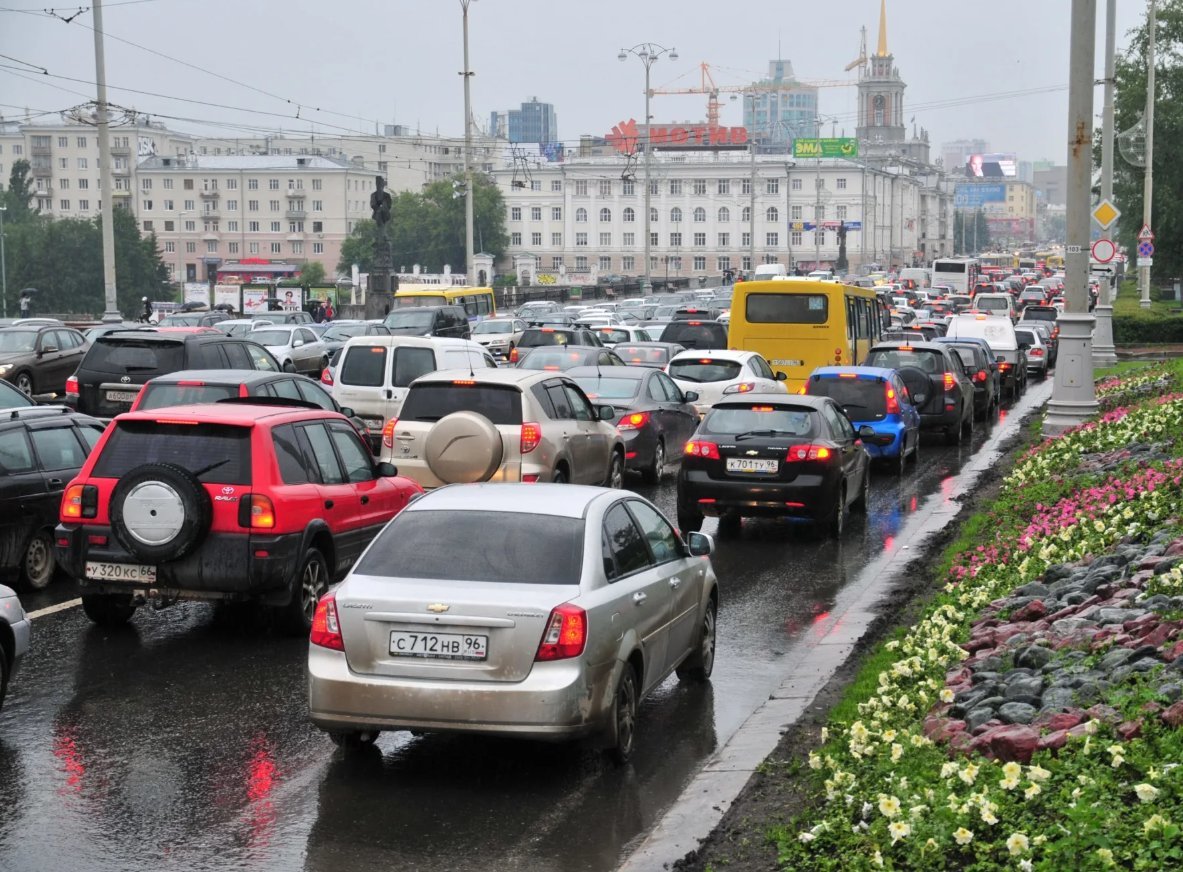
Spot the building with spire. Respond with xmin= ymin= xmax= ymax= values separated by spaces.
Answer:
xmin=855 ymin=0 xmax=930 ymax=164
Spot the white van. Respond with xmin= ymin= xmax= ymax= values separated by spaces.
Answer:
xmin=970 ymin=293 xmax=1017 ymax=323
xmin=331 ymin=336 xmax=497 ymax=440
xmin=945 ymin=312 xmax=1028 ymax=400
xmin=753 ymin=263 xmax=788 ymax=280
xmin=898 ymin=267 xmax=931 ymax=288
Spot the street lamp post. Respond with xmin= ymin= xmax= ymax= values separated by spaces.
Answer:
xmin=176 ymin=210 xmax=193 ymax=294
xmin=619 ymin=42 xmax=677 ymax=294
xmin=0 ymin=205 xmax=7 ymax=318
xmin=1093 ymin=0 xmax=1118 ymax=365
xmin=460 ymin=0 xmax=477 ymax=289
xmin=1139 ymin=0 xmax=1157 ymax=309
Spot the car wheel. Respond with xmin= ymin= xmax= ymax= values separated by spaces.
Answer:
xmin=910 ymin=434 xmax=920 ymax=465
xmin=605 ymin=452 xmax=624 ymax=489
xmin=109 ymin=462 xmax=212 ymax=563
xmin=640 ymin=439 xmax=665 ymax=485
xmin=81 ymin=593 xmax=136 ymax=627
xmin=851 ymin=468 xmax=870 ymax=514
xmin=22 ymin=529 xmax=56 ymax=590
xmin=717 ymin=510 xmax=742 ymax=538
xmin=824 ymin=484 xmax=846 ymax=539
xmin=282 ymin=359 xmax=296 ymax=373
xmin=552 ymin=467 xmax=568 ymax=484
xmin=676 ymin=598 xmax=717 ymax=683
xmin=605 ymin=663 xmax=639 ymax=765
xmin=677 ymin=503 xmax=704 ymax=533
xmin=945 ymin=418 xmax=962 ymax=445
xmin=14 ymin=372 xmax=33 ymax=395
xmin=896 ymin=439 xmax=908 ymax=476
xmin=961 ymin=403 xmax=974 ymax=437
xmin=0 ymin=644 xmax=8 ymax=713
xmin=328 ymin=730 xmax=381 ymax=749
xmin=278 ymin=548 xmax=329 ymax=636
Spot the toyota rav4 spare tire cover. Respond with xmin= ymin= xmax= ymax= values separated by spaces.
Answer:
xmin=110 ymin=462 xmax=213 ymax=563
xmin=896 ymin=366 xmax=931 ymax=406
xmin=424 ymin=411 xmax=504 ymax=484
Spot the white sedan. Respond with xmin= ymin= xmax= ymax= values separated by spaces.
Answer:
xmin=666 ymin=349 xmax=788 ymax=415
xmin=471 ymin=317 xmax=529 ymax=360
xmin=250 ymin=325 xmax=329 ymax=375
xmin=588 ymin=325 xmax=656 ymax=347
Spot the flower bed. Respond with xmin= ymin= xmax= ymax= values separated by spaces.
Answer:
xmin=774 ymin=362 xmax=1183 ymax=871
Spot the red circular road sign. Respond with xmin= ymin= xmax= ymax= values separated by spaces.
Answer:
xmin=1092 ymin=238 xmax=1117 ymax=263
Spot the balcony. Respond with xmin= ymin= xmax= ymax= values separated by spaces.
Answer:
xmin=201 ymin=208 xmax=220 ymax=219
xmin=111 ymin=165 xmax=131 ymax=176
xmin=31 ymin=144 xmax=51 ymax=157
xmin=286 ymin=189 xmax=304 ymax=198
xmin=30 ymin=162 xmax=52 ymax=178
xmin=111 ymin=145 xmax=131 ymax=157
xmin=200 ymin=189 xmax=220 ymax=199
xmin=112 ymin=188 xmax=132 ymax=197
xmin=285 ymin=209 xmax=307 ymax=220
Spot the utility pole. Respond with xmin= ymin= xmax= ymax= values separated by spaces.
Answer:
xmin=460 ymin=0 xmax=476 ymax=289
xmin=1139 ymin=0 xmax=1157 ymax=309
xmin=749 ymin=136 xmax=756 ymax=273
xmin=1093 ymin=0 xmax=1118 ymax=365
xmin=0 ymin=206 xmax=7 ymax=318
xmin=93 ymin=0 xmax=121 ymax=322
xmin=1045 ymin=0 xmax=1099 ymax=435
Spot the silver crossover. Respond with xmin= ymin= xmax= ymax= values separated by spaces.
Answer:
xmin=0 ymin=583 xmax=31 ymax=714
xmin=307 ymin=483 xmax=719 ymax=762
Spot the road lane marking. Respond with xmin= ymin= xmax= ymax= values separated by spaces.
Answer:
xmin=26 ymin=598 xmax=82 ymax=620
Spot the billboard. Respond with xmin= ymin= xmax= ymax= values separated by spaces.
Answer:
xmin=792 ymin=138 xmax=859 ymax=159
xmin=954 ymin=183 xmax=1006 ymax=208
xmin=965 ymin=153 xmax=1017 ymax=178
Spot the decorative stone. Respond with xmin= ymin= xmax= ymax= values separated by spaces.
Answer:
xmin=1097 ymin=608 xmax=1147 ymax=626
xmin=985 ymin=724 xmax=1041 ymax=763
xmin=1117 ymin=719 xmax=1145 ymax=740
xmin=1099 ymin=648 xmax=1135 ymax=671
xmin=998 ymin=702 xmax=1037 ymax=724
xmin=1041 ymin=687 xmax=1078 ymax=711
xmin=1012 ymin=600 xmax=1048 ymax=623
xmin=1014 ymin=645 xmax=1055 ymax=670
xmin=1005 ymin=675 xmax=1045 ymax=701
xmin=1036 ymin=730 xmax=1068 ymax=753
xmin=1161 ymin=701 xmax=1183 ymax=728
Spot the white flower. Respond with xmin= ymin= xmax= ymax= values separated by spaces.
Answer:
xmin=888 ymin=820 xmax=911 ymax=843
xmin=1006 ymin=832 xmax=1030 ymax=855
xmin=1027 ymin=764 xmax=1051 ymax=782
xmin=1135 ymin=783 xmax=1160 ymax=803
xmin=940 ymin=688 xmax=955 ymax=703
xmin=797 ymin=831 xmax=815 ymax=843
xmin=1024 ymin=783 xmax=1042 ymax=800
xmin=1002 ymin=761 xmax=1022 ymax=780
xmin=890 ymin=743 xmax=903 ymax=763
xmin=1019 ymin=860 xmax=1033 ymax=872
xmin=878 ymin=795 xmax=901 ymax=818
xmin=953 ymin=827 xmax=974 ymax=845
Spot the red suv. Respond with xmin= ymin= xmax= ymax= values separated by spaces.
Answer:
xmin=55 ymin=403 xmax=422 ymax=632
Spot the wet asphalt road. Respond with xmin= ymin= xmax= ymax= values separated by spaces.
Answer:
xmin=0 ymin=402 xmax=1021 ymax=872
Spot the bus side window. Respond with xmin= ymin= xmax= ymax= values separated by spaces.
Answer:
xmin=846 ymin=298 xmax=857 ymax=341
xmin=476 ymin=296 xmax=491 ymax=316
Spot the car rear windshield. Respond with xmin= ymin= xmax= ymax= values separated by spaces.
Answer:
xmin=137 ymin=383 xmax=238 ymax=410
xmin=808 ymin=377 xmax=888 ymax=418
xmin=668 ymin=358 xmax=743 ymax=383
xmin=93 ymin=421 xmax=251 ymax=484
xmin=616 ymin=344 xmax=670 ymax=366
xmin=947 ymin=346 xmax=979 ymax=370
xmin=400 ymin=383 xmax=523 ymax=425
xmin=520 ymin=330 xmax=571 ymax=347
xmin=339 ymin=345 xmax=437 ymax=388
xmin=865 ymin=348 xmax=946 ymax=373
xmin=519 ymin=349 xmax=587 ymax=371
xmin=598 ymin=329 xmax=630 ymax=344
xmin=384 ymin=310 xmax=435 ymax=330
xmin=1023 ymin=308 xmax=1056 ymax=321
xmin=1015 ymin=330 xmax=1037 ymax=346
xmin=976 ymin=297 xmax=1009 ymax=311
xmin=571 ymin=375 xmax=642 ymax=400
xmin=87 ymin=339 xmax=185 ymax=375
xmin=744 ymin=293 xmax=828 ymax=324
xmin=356 ymin=510 xmax=583 ymax=585
xmin=702 ymin=404 xmax=818 ymax=437
xmin=659 ymin=322 xmax=727 ymax=348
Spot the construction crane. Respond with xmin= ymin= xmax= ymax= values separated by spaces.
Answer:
xmin=845 ymin=26 xmax=869 ymax=74
xmin=649 ymin=62 xmax=856 ymax=127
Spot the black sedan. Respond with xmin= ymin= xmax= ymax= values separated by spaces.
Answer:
xmin=675 ymin=393 xmax=871 ymax=538
xmin=514 ymin=346 xmax=625 ymax=372
xmin=863 ymin=342 xmax=975 ymax=446
xmin=567 ymin=365 xmax=700 ymax=483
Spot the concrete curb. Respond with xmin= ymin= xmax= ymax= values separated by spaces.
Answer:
xmin=616 ymin=381 xmax=1055 ymax=872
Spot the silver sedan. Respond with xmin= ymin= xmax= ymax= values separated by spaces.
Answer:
xmin=0 ymin=584 xmax=31 ymax=714
xmin=308 ymin=483 xmax=719 ymax=762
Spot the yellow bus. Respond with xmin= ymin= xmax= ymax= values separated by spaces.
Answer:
xmin=728 ymin=279 xmax=884 ymax=391
xmin=391 ymin=286 xmax=498 ymax=322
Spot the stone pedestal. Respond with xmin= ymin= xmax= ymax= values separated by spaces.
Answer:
xmin=1091 ymin=301 xmax=1118 ymax=367
xmin=1044 ymin=312 xmax=1100 ymax=436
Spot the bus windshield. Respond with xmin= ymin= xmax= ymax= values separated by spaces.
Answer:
xmin=744 ymin=293 xmax=829 ymax=324
xmin=393 ymin=295 xmax=446 ymax=308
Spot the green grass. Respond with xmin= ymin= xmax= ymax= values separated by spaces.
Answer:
xmin=1113 ymin=280 xmax=1183 ymax=319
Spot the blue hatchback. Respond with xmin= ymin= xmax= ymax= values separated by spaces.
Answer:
xmin=804 ymin=366 xmax=921 ymax=471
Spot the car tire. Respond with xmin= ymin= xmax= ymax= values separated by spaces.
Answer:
xmin=552 ymin=467 xmax=568 ymax=484
xmin=677 ymin=503 xmax=704 ymax=533
xmin=0 ymin=642 xmax=8 ymax=713
xmin=676 ymin=598 xmax=717 ymax=683
xmin=81 ymin=593 xmax=136 ymax=626
xmin=961 ymin=403 xmax=974 ymax=437
xmin=278 ymin=548 xmax=329 ymax=636
xmin=605 ymin=451 xmax=624 ymax=489
xmin=896 ymin=439 xmax=908 ymax=476
xmin=14 ymin=371 xmax=33 ymax=395
xmin=851 ymin=468 xmax=870 ymax=514
xmin=22 ymin=529 xmax=56 ymax=590
xmin=640 ymin=439 xmax=665 ymax=485
xmin=945 ymin=418 xmax=962 ymax=446
xmin=109 ymin=462 xmax=212 ymax=563
xmin=605 ymin=663 xmax=639 ymax=765
xmin=824 ymin=484 xmax=846 ymax=539
xmin=328 ymin=730 xmax=381 ymax=749
xmin=282 ymin=359 xmax=296 ymax=373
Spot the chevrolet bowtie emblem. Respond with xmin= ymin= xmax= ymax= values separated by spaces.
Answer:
xmin=426 ymin=603 xmax=450 ymax=613
xmin=746 ymin=449 xmax=759 ymax=456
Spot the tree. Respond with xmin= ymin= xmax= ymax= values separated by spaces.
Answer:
xmin=337 ymin=218 xmax=378 ymax=275
xmin=952 ymin=210 xmax=991 ymax=254
xmin=298 ymin=260 xmax=327 ymax=285
xmin=0 ymin=160 xmax=36 ymax=222
xmin=1111 ymin=3 xmax=1183 ymax=278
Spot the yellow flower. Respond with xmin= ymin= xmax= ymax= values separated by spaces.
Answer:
xmin=1002 ymin=761 xmax=1022 ymax=780
xmin=1144 ymin=814 xmax=1169 ymax=834
xmin=1006 ymin=832 xmax=1030 ymax=856
xmin=981 ymin=808 xmax=999 ymax=825
xmin=1135 ymin=783 xmax=1160 ymax=803
xmin=872 ymin=850 xmax=884 ymax=868
xmin=888 ymin=820 xmax=911 ymax=844
xmin=797 ymin=831 xmax=816 ymax=843
xmin=882 ymin=729 xmax=897 ymax=743
xmin=959 ymin=763 xmax=979 ymax=785
xmin=1112 ymin=755 xmax=1126 ymax=769
xmin=953 ymin=827 xmax=974 ymax=846
xmin=999 ymin=777 xmax=1020 ymax=791
xmin=879 ymin=795 xmax=901 ymax=818
xmin=1027 ymin=765 xmax=1051 ymax=782
xmin=808 ymin=752 xmax=822 ymax=771
xmin=941 ymin=762 xmax=959 ymax=779
xmin=1096 ymin=848 xmax=1116 ymax=866
xmin=891 ymin=743 xmax=903 ymax=763
xmin=1024 ymin=783 xmax=1042 ymax=800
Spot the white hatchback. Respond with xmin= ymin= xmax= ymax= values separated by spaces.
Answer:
xmin=666 ymin=349 xmax=788 ymax=416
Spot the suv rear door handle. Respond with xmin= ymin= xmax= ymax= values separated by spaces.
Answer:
xmin=324 ymin=500 xmax=334 ymax=509
xmin=633 ymin=592 xmax=647 ymax=605
xmin=47 ymin=477 xmax=63 ymax=488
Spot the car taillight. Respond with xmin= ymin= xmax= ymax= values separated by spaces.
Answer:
xmin=381 ymin=418 xmax=398 ymax=449
xmin=535 ymin=604 xmax=587 ymax=661
xmin=999 ymin=362 xmax=1012 ymax=371
xmin=974 ymin=369 xmax=988 ymax=383
xmin=320 ymin=367 xmax=333 ymax=385
xmin=885 ymin=385 xmax=900 ymax=414
xmin=509 ymin=347 xmax=520 ymax=363
xmin=617 ymin=411 xmax=650 ymax=431
xmin=722 ymin=382 xmax=755 ymax=395
xmin=310 ymin=594 xmax=345 ymax=651
xmin=684 ymin=440 xmax=721 ymax=460
xmin=238 ymin=494 xmax=275 ymax=529
xmin=943 ymin=372 xmax=956 ymax=391
xmin=61 ymin=483 xmax=98 ymax=520
xmin=66 ymin=375 xmax=79 ymax=396
xmin=787 ymin=444 xmax=832 ymax=461
xmin=520 ymin=422 xmax=541 ymax=454
xmin=1030 ymin=348 xmax=1044 ymax=357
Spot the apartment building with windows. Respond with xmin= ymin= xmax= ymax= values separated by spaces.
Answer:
xmin=135 ymin=155 xmax=373 ymax=282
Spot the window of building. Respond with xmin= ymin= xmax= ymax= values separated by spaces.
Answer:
xmin=837 ymin=205 xmax=848 ymax=220
xmin=620 ymin=206 xmax=634 ymax=223
xmin=814 ymin=230 xmax=825 ymax=246
xmin=575 ymin=256 xmax=588 ymax=270
xmin=622 ymin=180 xmax=635 ymax=196
xmin=186 ymin=241 xmax=197 ymax=253
xmin=599 ymin=232 xmax=611 ymax=246
xmin=741 ymin=206 xmax=751 ymax=223
xmin=552 ymin=207 xmax=562 ymax=220
xmin=143 ymin=220 xmax=154 ymax=231
xmin=57 ymin=136 xmax=67 ymax=148
xmin=288 ymin=221 xmax=303 ymax=233
xmin=693 ymin=207 xmax=706 ymax=223
xmin=791 ymin=178 xmax=802 ymax=190
xmin=183 ymin=199 xmax=195 ymax=210
xmin=291 ymin=241 xmax=303 ymax=254
xmin=205 ymin=240 xmax=217 ymax=254
xmin=717 ymin=179 xmax=730 ymax=195
xmin=575 ymin=180 xmax=588 ymax=196
xmin=530 ymin=207 xmax=542 ymax=221
xmin=623 ymin=232 xmax=635 ymax=246
xmin=791 ymin=230 xmax=803 ymax=246
xmin=575 ymin=207 xmax=587 ymax=223
xmin=649 ymin=232 xmax=658 ymax=247
xmin=622 ymin=255 xmax=635 ymax=271
xmin=648 ymin=207 xmax=658 ymax=224
xmin=718 ymin=256 xmax=731 ymax=271
xmin=224 ymin=199 xmax=236 ymax=210
xmin=599 ymin=256 xmax=612 ymax=270
xmin=791 ymin=205 xmax=803 ymax=220
xmin=599 ymin=180 xmax=611 ymax=197
xmin=693 ymin=232 xmax=706 ymax=247
xmin=312 ymin=179 xmax=322 ymax=191
xmin=249 ymin=242 xmax=259 ymax=254
xmin=741 ymin=231 xmax=751 ymax=247
xmin=511 ymin=206 xmax=521 ymax=221
xmin=76 ymin=136 xmax=87 ymax=148
xmin=271 ymin=221 xmax=281 ymax=232
xmin=551 ymin=232 xmax=562 ymax=246
xmin=249 ymin=221 xmax=260 ymax=232
xmin=576 ymin=232 xmax=588 ymax=246
xmin=248 ymin=179 xmax=259 ymax=190
xmin=669 ymin=232 xmax=682 ymax=246
xmin=511 ymin=232 xmax=522 ymax=245
xmin=669 ymin=180 xmax=682 ymax=195
xmin=551 ymin=180 xmax=562 ymax=192
xmin=184 ymin=220 xmax=196 ymax=231
xmin=649 ymin=180 xmax=659 ymax=195
xmin=162 ymin=178 xmax=173 ymax=190
xmin=531 ymin=232 xmax=542 ymax=246
xmin=77 ymin=157 xmax=88 ymax=169
xmin=226 ymin=179 xmax=237 ymax=190
xmin=693 ymin=255 xmax=706 ymax=270
xmin=693 ymin=179 xmax=707 ymax=195
xmin=766 ymin=179 xmax=779 ymax=195
xmin=164 ymin=241 xmax=175 ymax=253
xmin=815 ymin=206 xmax=825 ymax=221
xmin=766 ymin=232 xmax=779 ymax=246
xmin=718 ymin=232 xmax=730 ymax=247
xmin=228 ymin=220 xmax=238 ymax=231
xmin=311 ymin=243 xmax=322 ymax=254
xmin=270 ymin=242 xmax=281 ymax=253
xmin=741 ymin=178 xmax=751 ymax=195
xmin=766 ymin=206 xmax=779 ymax=222
xmin=837 ymin=178 xmax=847 ymax=189
xmin=59 ymin=199 xmax=70 ymax=210
xmin=267 ymin=199 xmax=278 ymax=211
xmin=599 ymin=207 xmax=611 ymax=222
xmin=78 ymin=199 xmax=89 ymax=211
xmin=140 ymin=178 xmax=151 ymax=191
xmin=552 ymin=256 xmax=563 ymax=269
xmin=183 ymin=179 xmax=194 ymax=190
xmin=530 ymin=180 xmax=541 ymax=191
xmin=60 ymin=179 xmax=70 ymax=190
xmin=670 ymin=207 xmax=682 ymax=223
xmin=269 ymin=179 xmax=279 ymax=190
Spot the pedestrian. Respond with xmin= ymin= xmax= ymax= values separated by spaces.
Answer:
xmin=323 ymin=299 xmax=335 ymax=322
xmin=312 ymin=301 xmax=325 ymax=324
xmin=141 ymin=296 xmax=153 ymax=322
xmin=18 ymin=294 xmax=29 ymax=318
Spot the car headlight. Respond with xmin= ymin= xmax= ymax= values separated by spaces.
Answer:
xmin=0 ymin=364 xmax=12 ymax=375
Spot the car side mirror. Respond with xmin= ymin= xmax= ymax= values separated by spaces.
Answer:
xmin=40 ymin=344 xmax=58 ymax=355
xmin=686 ymin=531 xmax=715 ymax=557
xmin=597 ymin=405 xmax=617 ymax=422
xmin=683 ymin=390 xmax=699 ymax=403
xmin=375 ymin=461 xmax=399 ymax=477
xmin=858 ymin=425 xmax=876 ymax=441
xmin=293 ymin=339 xmax=304 ymax=347
xmin=775 ymin=371 xmax=788 ymax=381
xmin=340 ymin=407 xmax=355 ymax=417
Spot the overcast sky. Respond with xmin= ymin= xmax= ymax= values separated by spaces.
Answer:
xmin=1 ymin=0 xmax=1147 ymax=166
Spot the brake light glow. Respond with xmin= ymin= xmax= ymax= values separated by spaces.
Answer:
xmin=509 ymin=347 xmax=520 ymax=363
xmin=787 ymin=444 xmax=832 ymax=461
xmin=155 ymin=419 xmax=199 ymax=425
xmin=751 ymin=405 xmax=774 ymax=412
xmin=62 ymin=483 xmax=98 ymax=520
xmin=247 ymin=494 xmax=275 ymax=529
xmin=973 ymin=369 xmax=988 ymax=383
xmin=520 ymin=422 xmax=542 ymax=454
xmin=535 ymin=604 xmax=587 ymax=661
xmin=320 ymin=367 xmax=334 ymax=385
xmin=66 ymin=375 xmax=79 ymax=396
xmin=177 ymin=380 xmax=206 ymax=387
xmin=885 ymin=386 xmax=900 ymax=415
xmin=897 ymin=345 xmax=914 ymax=352
xmin=723 ymin=382 xmax=755 ymax=395
xmin=999 ymin=362 xmax=1012 ymax=371
xmin=310 ymin=594 xmax=345 ymax=651
xmin=617 ymin=412 xmax=650 ymax=431
xmin=381 ymin=418 xmax=398 ymax=449
xmin=943 ymin=372 xmax=956 ymax=391
xmin=452 ymin=379 xmax=476 ymax=386
xmin=1029 ymin=348 xmax=1044 ymax=357
xmin=684 ymin=440 xmax=721 ymax=460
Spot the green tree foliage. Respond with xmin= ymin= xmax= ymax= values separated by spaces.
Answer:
xmin=0 ymin=160 xmax=36 ymax=221
xmin=298 ymin=260 xmax=326 ymax=285
xmin=952 ymin=210 xmax=991 ymax=254
xmin=336 ymin=174 xmax=508 ymax=277
xmin=1112 ymin=4 xmax=1183 ymax=278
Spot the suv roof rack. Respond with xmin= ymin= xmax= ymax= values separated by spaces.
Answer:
xmin=214 ymin=396 xmax=326 ymax=411
xmin=7 ymin=405 xmax=76 ymax=421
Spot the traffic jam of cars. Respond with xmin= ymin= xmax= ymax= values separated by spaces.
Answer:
xmin=0 ymin=272 xmax=1056 ymax=868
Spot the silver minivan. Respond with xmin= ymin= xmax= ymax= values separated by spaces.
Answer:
xmin=331 ymin=336 xmax=496 ymax=441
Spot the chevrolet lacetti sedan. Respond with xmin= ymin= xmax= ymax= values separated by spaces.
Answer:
xmin=308 ymin=483 xmax=719 ymax=763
